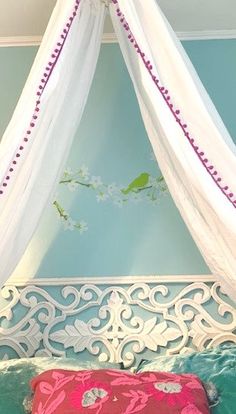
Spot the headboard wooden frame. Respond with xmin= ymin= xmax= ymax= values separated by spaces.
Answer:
xmin=0 ymin=275 xmax=235 ymax=366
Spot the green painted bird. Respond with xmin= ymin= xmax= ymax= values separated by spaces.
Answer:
xmin=122 ymin=172 xmax=150 ymax=195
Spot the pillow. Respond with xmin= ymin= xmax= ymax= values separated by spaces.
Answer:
xmin=0 ymin=357 xmax=121 ymax=414
xmin=31 ymin=368 xmax=210 ymax=414
xmin=136 ymin=345 xmax=236 ymax=414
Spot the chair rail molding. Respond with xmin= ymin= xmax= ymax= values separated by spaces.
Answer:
xmin=1 ymin=29 xmax=236 ymax=47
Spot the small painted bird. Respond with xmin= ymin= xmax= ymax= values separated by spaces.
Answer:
xmin=122 ymin=172 xmax=150 ymax=194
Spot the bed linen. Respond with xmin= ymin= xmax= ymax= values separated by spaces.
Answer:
xmin=0 ymin=357 xmax=120 ymax=414
xmin=136 ymin=344 xmax=236 ymax=413
xmin=0 ymin=346 xmax=233 ymax=413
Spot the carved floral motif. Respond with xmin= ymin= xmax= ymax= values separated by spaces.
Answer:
xmin=0 ymin=279 xmax=235 ymax=365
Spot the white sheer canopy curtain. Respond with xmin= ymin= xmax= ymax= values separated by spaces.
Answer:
xmin=0 ymin=0 xmax=106 ymax=286
xmin=110 ymin=0 xmax=236 ymax=301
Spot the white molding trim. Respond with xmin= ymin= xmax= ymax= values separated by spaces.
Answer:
xmin=5 ymin=274 xmax=216 ymax=286
xmin=0 ymin=36 xmax=42 ymax=47
xmin=102 ymin=32 xmax=117 ymax=43
xmin=177 ymin=29 xmax=236 ymax=41
xmin=0 ymin=29 xmax=236 ymax=47
xmin=103 ymin=29 xmax=236 ymax=41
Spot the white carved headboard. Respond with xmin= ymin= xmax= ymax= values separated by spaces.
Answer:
xmin=0 ymin=276 xmax=235 ymax=366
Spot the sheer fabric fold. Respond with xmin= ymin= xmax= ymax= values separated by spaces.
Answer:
xmin=0 ymin=0 xmax=106 ymax=285
xmin=110 ymin=0 xmax=236 ymax=300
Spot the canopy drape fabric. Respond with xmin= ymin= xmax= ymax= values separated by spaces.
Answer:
xmin=109 ymin=0 xmax=236 ymax=300
xmin=0 ymin=0 xmax=235 ymax=301
xmin=0 ymin=0 xmax=106 ymax=285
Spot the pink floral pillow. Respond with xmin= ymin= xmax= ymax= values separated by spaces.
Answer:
xmin=31 ymin=369 xmax=210 ymax=414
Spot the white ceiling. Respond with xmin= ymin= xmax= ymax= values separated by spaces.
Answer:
xmin=0 ymin=0 xmax=235 ymax=38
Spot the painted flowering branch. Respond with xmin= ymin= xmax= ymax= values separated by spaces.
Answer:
xmin=53 ymin=165 xmax=168 ymax=232
xmin=53 ymin=200 xmax=88 ymax=233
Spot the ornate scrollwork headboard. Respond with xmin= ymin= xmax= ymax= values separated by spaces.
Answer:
xmin=0 ymin=276 xmax=235 ymax=366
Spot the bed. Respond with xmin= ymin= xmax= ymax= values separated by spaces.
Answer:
xmin=0 ymin=275 xmax=235 ymax=413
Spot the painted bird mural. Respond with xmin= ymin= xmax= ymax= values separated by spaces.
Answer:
xmin=122 ymin=172 xmax=150 ymax=194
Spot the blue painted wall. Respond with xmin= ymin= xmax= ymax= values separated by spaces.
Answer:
xmin=183 ymin=39 xmax=236 ymax=140
xmin=0 ymin=39 xmax=235 ymax=279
